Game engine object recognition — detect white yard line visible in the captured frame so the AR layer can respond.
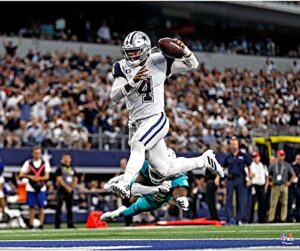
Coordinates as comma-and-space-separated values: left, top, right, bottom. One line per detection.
0, 238, 299, 241
0, 229, 299, 235
0, 223, 299, 233
0, 227, 299, 235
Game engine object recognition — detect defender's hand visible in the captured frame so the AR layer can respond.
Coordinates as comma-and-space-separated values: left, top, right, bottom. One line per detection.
157, 180, 172, 193
176, 196, 189, 211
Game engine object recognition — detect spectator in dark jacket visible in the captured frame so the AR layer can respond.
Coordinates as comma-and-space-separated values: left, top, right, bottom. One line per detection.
223, 137, 252, 224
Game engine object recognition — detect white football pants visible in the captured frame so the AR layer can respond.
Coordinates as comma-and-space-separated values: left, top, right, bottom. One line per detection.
123, 112, 204, 182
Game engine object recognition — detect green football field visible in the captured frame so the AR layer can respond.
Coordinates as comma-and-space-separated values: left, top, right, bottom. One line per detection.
0, 224, 298, 240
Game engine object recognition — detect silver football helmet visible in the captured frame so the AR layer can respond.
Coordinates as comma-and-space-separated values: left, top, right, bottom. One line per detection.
122, 31, 151, 67
148, 148, 177, 185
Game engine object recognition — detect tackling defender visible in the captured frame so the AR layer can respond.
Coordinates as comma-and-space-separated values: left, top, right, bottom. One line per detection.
101, 149, 189, 221
110, 31, 224, 198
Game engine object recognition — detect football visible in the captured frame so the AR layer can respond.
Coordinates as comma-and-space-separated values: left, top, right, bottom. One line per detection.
158, 38, 185, 58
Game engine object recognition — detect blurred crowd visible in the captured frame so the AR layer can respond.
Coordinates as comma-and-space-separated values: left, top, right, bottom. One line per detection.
0, 45, 299, 151
2, 19, 300, 57
188, 38, 300, 58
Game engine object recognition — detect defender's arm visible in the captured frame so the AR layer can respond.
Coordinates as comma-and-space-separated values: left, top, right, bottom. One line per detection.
131, 172, 171, 196
172, 186, 189, 211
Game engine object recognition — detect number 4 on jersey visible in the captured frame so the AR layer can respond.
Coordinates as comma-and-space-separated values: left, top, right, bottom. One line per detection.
137, 77, 154, 103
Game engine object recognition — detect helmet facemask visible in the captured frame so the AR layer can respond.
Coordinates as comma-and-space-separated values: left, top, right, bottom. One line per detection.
122, 31, 151, 67
122, 47, 144, 67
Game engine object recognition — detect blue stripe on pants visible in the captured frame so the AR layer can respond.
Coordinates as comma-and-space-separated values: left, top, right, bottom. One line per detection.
139, 112, 164, 144
144, 116, 167, 146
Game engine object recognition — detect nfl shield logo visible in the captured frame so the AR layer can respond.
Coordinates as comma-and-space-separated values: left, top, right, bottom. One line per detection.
280, 233, 287, 241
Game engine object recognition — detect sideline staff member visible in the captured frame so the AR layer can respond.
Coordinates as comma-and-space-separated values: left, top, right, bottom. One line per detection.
249, 152, 268, 223
268, 150, 295, 223
55, 153, 78, 228
19, 146, 51, 229
223, 137, 252, 224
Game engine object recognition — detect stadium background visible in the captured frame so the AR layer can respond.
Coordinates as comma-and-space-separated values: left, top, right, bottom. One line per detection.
0, 1, 299, 249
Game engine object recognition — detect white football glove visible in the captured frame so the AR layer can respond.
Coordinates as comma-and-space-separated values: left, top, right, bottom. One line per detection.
176, 196, 189, 211
157, 180, 172, 193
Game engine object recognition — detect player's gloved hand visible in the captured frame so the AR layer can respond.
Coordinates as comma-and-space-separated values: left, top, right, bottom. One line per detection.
128, 65, 148, 87
176, 196, 189, 211
174, 39, 192, 57
157, 180, 172, 193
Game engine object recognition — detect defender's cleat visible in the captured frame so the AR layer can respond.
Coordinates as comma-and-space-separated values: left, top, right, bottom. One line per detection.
100, 206, 127, 221
202, 149, 225, 178
110, 180, 131, 199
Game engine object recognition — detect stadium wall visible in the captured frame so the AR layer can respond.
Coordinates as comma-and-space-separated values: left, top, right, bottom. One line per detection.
0, 148, 199, 174
0, 36, 296, 72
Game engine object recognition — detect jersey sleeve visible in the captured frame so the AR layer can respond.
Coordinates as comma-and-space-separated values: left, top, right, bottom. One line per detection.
112, 62, 127, 80
287, 163, 295, 176
171, 175, 189, 188
111, 77, 129, 100
20, 160, 29, 173
222, 155, 229, 167
110, 62, 129, 102
166, 53, 198, 77
55, 167, 62, 177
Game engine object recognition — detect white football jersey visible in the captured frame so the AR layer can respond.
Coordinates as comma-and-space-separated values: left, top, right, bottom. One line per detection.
113, 52, 173, 123
112, 51, 198, 123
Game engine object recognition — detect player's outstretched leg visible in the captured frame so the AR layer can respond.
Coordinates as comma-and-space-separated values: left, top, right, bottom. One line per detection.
110, 140, 145, 198
101, 197, 163, 221
100, 206, 127, 221
110, 113, 169, 198
201, 149, 224, 177
147, 139, 224, 178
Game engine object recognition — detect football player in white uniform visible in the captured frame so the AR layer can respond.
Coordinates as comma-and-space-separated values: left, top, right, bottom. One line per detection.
110, 31, 224, 198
